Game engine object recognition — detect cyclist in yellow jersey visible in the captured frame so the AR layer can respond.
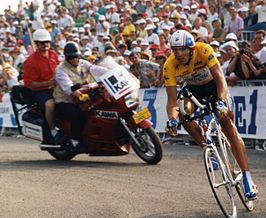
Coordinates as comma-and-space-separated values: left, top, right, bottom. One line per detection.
164, 30, 258, 200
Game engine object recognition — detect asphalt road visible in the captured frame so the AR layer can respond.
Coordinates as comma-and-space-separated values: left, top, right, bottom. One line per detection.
0, 136, 266, 218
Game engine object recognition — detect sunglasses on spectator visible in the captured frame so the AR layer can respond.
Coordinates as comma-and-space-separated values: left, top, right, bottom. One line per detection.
69, 55, 81, 59
38, 41, 50, 44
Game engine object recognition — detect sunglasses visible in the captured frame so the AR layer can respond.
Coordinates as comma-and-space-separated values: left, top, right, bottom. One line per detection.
69, 55, 81, 59
38, 41, 50, 44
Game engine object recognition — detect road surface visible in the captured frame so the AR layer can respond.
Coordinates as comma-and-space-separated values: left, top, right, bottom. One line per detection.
0, 136, 265, 218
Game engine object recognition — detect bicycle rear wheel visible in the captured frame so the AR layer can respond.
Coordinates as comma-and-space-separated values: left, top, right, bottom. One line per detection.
224, 139, 254, 211
204, 146, 237, 218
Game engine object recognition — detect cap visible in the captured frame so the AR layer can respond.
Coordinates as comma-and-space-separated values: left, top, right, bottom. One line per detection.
79, 27, 85, 33
84, 50, 92, 56
210, 40, 220, 47
145, 24, 154, 30
136, 18, 146, 24
183, 6, 190, 10
152, 17, 160, 23
123, 50, 132, 56
221, 41, 239, 51
81, 35, 89, 40
132, 47, 141, 54
225, 33, 238, 41
162, 25, 171, 31
191, 4, 197, 9
198, 9, 206, 15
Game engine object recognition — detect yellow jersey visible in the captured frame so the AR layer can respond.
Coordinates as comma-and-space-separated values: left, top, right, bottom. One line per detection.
163, 42, 219, 86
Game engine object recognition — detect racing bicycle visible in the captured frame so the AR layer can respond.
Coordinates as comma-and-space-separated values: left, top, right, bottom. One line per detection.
177, 88, 254, 218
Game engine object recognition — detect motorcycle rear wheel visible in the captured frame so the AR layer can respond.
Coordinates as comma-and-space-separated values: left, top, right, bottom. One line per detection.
48, 150, 76, 161
131, 127, 162, 164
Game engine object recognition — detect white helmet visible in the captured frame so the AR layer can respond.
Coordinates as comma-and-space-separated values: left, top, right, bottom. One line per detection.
33, 29, 51, 42
170, 30, 195, 48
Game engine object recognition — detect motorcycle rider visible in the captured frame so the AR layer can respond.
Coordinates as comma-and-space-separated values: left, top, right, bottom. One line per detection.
23, 29, 65, 145
53, 41, 108, 149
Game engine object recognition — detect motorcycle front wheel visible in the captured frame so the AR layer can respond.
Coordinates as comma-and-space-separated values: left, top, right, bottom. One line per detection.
48, 150, 76, 161
130, 127, 163, 164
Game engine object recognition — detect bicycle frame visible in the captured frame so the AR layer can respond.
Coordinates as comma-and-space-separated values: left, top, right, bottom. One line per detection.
177, 88, 252, 218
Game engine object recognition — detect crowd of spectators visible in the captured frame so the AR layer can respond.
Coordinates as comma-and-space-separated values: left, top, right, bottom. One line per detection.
0, 0, 266, 91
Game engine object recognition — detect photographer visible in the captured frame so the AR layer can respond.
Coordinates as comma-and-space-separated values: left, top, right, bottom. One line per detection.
227, 41, 266, 84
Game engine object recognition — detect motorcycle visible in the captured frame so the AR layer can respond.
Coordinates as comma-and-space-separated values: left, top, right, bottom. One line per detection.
11, 57, 163, 164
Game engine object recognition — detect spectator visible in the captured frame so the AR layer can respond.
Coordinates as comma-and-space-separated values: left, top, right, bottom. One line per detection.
257, 37, 266, 64
252, 30, 266, 56
193, 17, 209, 42
109, 4, 120, 34
246, 0, 266, 31
128, 51, 160, 88
96, 15, 110, 37
212, 18, 225, 42
145, 24, 159, 45
227, 7, 244, 38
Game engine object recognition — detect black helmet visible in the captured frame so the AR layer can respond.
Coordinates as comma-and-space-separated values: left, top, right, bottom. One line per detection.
64, 41, 81, 58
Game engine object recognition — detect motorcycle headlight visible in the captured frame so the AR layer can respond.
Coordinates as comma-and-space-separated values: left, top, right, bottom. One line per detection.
124, 92, 139, 108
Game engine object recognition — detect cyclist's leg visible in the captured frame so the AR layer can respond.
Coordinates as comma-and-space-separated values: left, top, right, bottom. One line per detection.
219, 112, 248, 171
219, 112, 258, 199
178, 98, 206, 147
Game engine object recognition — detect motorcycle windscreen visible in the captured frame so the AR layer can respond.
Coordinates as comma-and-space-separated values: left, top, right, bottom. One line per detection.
99, 66, 140, 100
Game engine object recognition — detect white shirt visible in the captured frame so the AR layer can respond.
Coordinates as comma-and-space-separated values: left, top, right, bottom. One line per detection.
145, 33, 160, 45
257, 5, 266, 23
96, 21, 110, 36
255, 47, 266, 64
109, 12, 120, 28
57, 15, 75, 28
195, 26, 209, 38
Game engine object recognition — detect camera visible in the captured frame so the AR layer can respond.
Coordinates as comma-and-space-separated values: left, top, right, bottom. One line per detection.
239, 47, 248, 55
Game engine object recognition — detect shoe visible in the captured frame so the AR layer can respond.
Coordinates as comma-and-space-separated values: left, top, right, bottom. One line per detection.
53, 131, 67, 145
209, 156, 219, 172
73, 143, 87, 153
243, 173, 258, 200
71, 139, 87, 153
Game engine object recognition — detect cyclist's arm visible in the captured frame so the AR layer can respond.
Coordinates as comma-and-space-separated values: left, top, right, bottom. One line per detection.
166, 85, 179, 119
210, 63, 228, 101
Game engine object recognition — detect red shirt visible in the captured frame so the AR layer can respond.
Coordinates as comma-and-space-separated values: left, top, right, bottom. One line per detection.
23, 49, 59, 90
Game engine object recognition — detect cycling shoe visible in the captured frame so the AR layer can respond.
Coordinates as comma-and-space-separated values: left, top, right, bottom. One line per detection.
243, 173, 258, 200
209, 156, 219, 172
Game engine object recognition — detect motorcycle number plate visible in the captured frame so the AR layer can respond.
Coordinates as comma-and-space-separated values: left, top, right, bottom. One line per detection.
132, 108, 151, 124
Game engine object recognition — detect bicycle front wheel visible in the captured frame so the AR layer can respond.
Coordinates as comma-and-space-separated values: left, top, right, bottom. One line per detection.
204, 146, 237, 218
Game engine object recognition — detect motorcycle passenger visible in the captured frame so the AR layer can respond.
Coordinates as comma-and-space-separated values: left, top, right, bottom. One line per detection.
23, 29, 65, 145
53, 41, 108, 149
164, 30, 258, 200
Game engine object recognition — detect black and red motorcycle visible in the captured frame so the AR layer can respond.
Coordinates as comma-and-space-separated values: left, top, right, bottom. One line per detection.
11, 59, 163, 164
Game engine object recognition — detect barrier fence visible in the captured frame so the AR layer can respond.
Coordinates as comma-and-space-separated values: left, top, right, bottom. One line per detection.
0, 86, 266, 140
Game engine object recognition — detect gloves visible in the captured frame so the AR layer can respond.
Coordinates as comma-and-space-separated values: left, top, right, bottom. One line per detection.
215, 99, 228, 115
165, 118, 178, 136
